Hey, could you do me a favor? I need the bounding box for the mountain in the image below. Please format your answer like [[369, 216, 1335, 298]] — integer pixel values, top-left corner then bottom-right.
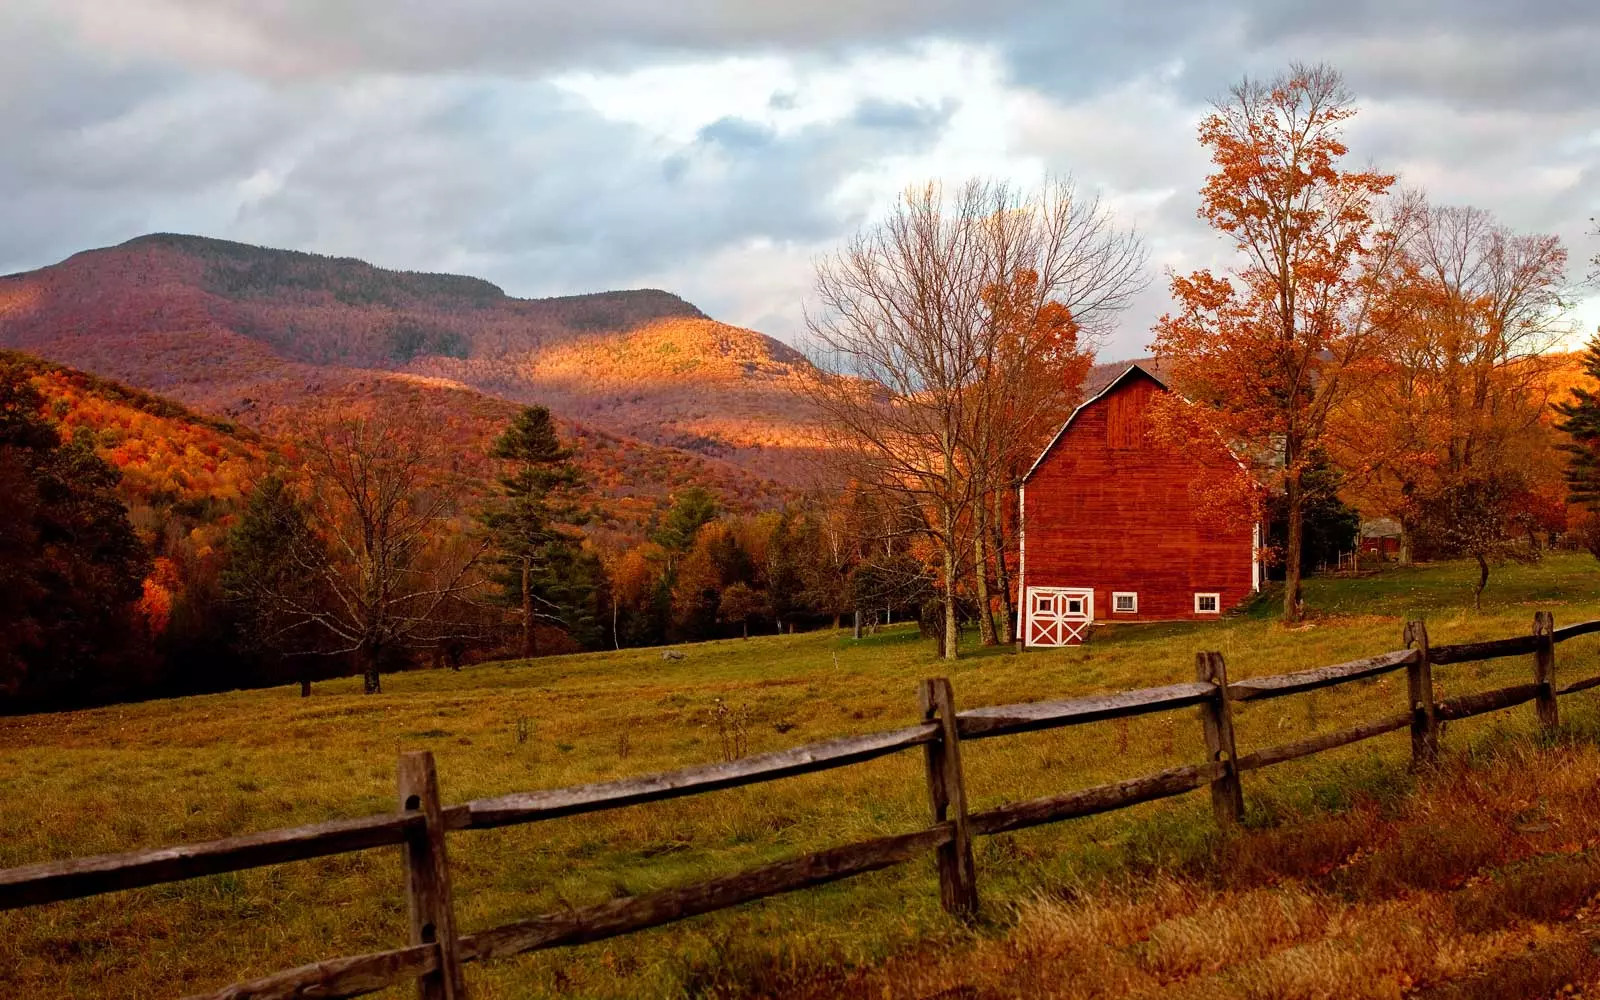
[[0, 233, 823, 494]]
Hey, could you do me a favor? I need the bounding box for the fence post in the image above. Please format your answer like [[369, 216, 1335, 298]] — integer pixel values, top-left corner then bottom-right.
[[1534, 611, 1557, 732], [1195, 652, 1243, 827], [919, 678, 978, 919], [1403, 621, 1438, 768], [398, 751, 466, 1000]]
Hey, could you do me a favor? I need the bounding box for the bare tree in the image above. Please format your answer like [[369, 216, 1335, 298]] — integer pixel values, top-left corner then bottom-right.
[[235, 413, 490, 693], [804, 179, 1144, 658]]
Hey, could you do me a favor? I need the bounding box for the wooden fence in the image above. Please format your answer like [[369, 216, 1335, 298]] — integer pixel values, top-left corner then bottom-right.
[[4, 613, 1599, 999]]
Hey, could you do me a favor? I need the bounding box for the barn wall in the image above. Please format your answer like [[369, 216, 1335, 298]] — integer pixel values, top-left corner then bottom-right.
[[1023, 372, 1255, 622]]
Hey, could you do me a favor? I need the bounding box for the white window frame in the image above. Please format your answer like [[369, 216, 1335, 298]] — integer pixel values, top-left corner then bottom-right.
[[1111, 591, 1138, 615], [1194, 592, 1221, 615]]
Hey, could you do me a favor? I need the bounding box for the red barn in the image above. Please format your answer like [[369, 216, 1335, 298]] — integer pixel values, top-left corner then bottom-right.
[[1018, 363, 1261, 646]]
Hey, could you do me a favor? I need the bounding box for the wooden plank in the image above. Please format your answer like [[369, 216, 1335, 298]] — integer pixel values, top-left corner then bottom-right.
[[1557, 673, 1600, 697], [920, 678, 977, 918], [1436, 683, 1541, 721], [1235, 712, 1411, 772], [955, 682, 1216, 740], [1534, 612, 1558, 730], [967, 761, 1225, 837], [1404, 621, 1439, 767], [1429, 634, 1542, 665], [458, 825, 952, 962], [1196, 652, 1243, 826], [398, 752, 465, 1000], [0, 812, 420, 911], [1552, 619, 1600, 643], [462, 723, 939, 829], [1226, 649, 1417, 702], [183, 943, 438, 1000]]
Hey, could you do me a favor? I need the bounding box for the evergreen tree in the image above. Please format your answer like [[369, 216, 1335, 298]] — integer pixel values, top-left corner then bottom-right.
[[223, 472, 322, 695], [1265, 456, 1360, 576], [651, 487, 720, 557], [1554, 337, 1600, 511], [480, 406, 591, 657], [0, 362, 150, 704]]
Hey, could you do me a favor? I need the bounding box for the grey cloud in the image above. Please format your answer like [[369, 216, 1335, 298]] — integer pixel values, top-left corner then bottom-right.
[[697, 117, 775, 150], [851, 99, 954, 132], [34, 0, 1045, 76], [1, 0, 1596, 357]]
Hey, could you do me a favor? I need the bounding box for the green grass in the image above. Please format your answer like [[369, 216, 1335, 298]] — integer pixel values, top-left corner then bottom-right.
[[4, 555, 1600, 998]]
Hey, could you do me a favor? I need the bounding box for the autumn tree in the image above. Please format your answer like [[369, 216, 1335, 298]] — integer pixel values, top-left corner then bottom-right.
[[967, 267, 1116, 643], [717, 582, 768, 639], [806, 178, 1143, 658], [1153, 63, 1403, 622], [1411, 474, 1536, 609], [480, 405, 590, 657], [1333, 201, 1568, 586], [670, 520, 751, 640]]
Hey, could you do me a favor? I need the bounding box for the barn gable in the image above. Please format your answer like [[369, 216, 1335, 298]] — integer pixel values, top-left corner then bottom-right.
[[1023, 363, 1168, 484], [1018, 363, 1260, 645]]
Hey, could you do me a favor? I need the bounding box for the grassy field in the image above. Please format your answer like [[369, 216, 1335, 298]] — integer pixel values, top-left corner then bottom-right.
[[4, 554, 1600, 998]]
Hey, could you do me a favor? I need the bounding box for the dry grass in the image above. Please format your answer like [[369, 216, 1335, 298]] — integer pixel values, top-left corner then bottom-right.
[[3, 555, 1600, 998], [796, 737, 1600, 1000]]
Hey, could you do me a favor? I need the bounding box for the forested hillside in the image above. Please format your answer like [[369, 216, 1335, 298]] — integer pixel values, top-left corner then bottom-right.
[[0, 233, 819, 486]]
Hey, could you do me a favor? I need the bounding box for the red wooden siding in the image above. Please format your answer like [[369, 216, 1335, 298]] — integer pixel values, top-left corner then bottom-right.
[[1022, 367, 1255, 623]]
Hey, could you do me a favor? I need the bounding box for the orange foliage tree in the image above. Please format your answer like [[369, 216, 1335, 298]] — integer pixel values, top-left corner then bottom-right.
[[1331, 201, 1569, 585], [968, 270, 1095, 643], [806, 179, 1143, 657], [1152, 63, 1404, 622]]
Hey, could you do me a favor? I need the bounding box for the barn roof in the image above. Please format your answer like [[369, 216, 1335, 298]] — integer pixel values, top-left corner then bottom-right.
[[1022, 362, 1167, 483]]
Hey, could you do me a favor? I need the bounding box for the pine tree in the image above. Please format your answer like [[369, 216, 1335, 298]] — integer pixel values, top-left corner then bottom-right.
[[480, 406, 591, 657], [223, 472, 321, 695], [650, 487, 719, 558], [1554, 336, 1600, 511]]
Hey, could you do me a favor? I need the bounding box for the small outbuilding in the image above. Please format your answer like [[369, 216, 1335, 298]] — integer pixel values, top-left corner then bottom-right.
[[1018, 363, 1262, 646]]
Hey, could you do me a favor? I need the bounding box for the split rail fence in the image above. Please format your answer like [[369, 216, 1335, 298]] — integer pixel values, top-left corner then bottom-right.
[[3, 613, 1598, 999]]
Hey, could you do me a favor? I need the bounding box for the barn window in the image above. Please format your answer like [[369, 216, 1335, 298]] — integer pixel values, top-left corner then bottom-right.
[[1112, 592, 1137, 614], [1194, 593, 1220, 614], [1066, 596, 1085, 616]]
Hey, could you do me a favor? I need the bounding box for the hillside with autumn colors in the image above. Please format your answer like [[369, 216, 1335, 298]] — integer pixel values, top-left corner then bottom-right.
[[0, 349, 776, 539], [0, 233, 821, 489]]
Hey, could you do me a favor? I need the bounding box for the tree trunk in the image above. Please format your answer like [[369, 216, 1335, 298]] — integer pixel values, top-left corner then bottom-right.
[[742, 621, 749, 639], [521, 557, 536, 659], [832, 613, 841, 631], [300, 678, 311, 698], [1474, 552, 1489, 611], [1398, 523, 1413, 566], [361, 647, 381, 695], [991, 489, 1014, 646], [941, 507, 959, 661], [1283, 468, 1305, 623], [973, 514, 997, 647]]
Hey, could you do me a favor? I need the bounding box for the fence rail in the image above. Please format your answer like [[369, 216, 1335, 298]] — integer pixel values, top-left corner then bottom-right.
[[1, 612, 1593, 999]]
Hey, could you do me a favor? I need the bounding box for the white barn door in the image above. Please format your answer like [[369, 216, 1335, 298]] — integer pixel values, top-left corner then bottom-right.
[[1024, 587, 1093, 646]]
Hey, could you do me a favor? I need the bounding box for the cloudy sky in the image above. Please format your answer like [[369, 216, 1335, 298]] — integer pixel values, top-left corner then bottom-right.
[[2, 1, 1597, 358]]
